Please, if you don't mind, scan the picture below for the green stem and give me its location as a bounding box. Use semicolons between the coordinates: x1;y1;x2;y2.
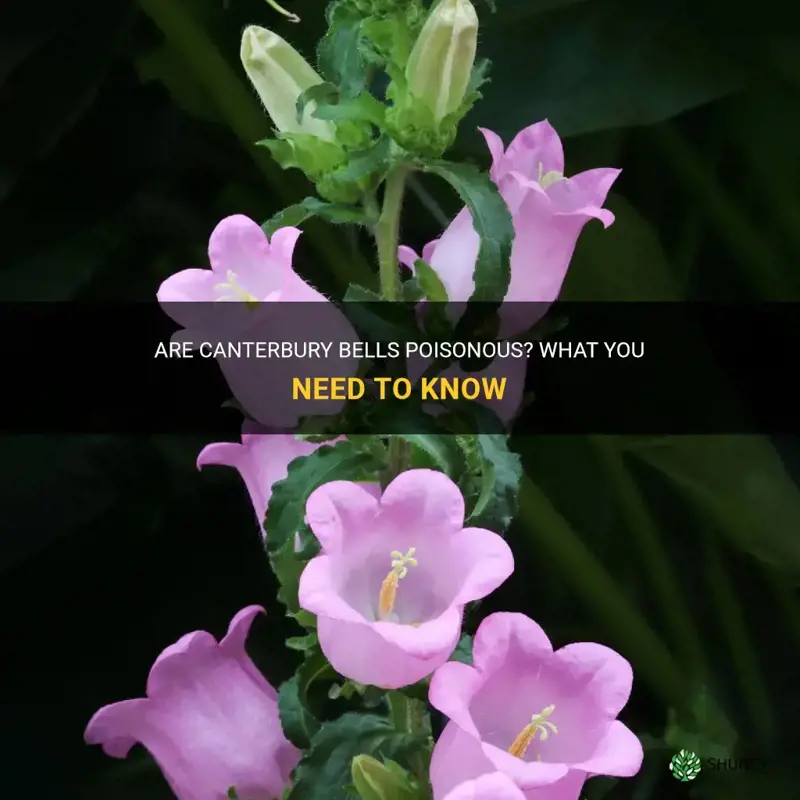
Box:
388;692;429;780
589;435;709;677
375;167;410;480
388;691;410;731
376;166;408;301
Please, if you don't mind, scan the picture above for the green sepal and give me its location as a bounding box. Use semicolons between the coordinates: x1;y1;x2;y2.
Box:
257;133;347;177
296;82;340;125
451;634;474;665
262;196;374;237
333;136;392;183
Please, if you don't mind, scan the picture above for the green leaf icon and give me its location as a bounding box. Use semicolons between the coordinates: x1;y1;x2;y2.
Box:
669;749;702;781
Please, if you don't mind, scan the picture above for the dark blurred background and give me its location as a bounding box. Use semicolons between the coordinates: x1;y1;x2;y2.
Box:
1;0;799;798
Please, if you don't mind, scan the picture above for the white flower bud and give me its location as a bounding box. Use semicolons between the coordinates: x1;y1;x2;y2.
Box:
405;0;479;124
240;25;336;141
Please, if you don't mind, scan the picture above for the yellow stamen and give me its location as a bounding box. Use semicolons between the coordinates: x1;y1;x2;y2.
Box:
508;705;558;759
377;548;417;620
537;162;565;189
215;270;260;309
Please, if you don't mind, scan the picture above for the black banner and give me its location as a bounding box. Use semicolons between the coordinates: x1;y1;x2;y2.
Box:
3;302;798;435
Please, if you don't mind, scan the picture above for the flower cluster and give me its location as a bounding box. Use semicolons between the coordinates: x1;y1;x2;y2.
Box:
85;1;641;799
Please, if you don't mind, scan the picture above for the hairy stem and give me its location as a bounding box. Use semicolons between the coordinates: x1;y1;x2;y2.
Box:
375;167;411;479
376;166;408;301
388;692;430;780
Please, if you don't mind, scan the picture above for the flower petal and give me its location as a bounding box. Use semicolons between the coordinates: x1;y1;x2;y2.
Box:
480;745;568;790
501;120;564;183
157;269;220;329
472;613;553;675
504;190;580;307
146;631;219;697
268;226;303;265
430;722;497;799
305;480;382;552
429;661;484;737
317;616;451;688
443;772;527;800
422;238;441;264
298;555;368;623
196;442;244;471
548;168;620;224
551;642;633;718
372;606;462;658
379;469;465;538
478;127;507;181
519;770;587;800
84;699;147;758
398;245;421;270
208;214;289;302
221;605;266;655
452;527;515;604
573;720;643;776
219;605;278;702
208;214;271;275
428;207;481;302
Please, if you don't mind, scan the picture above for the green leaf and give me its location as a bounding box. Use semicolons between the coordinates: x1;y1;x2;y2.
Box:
279;649;338;749
318;5;366;99
451;634;474;664
257;134;346;176
422;160;514;302
265;441;380;555
466;58;492;97
467;435;523;534
262;197;372;237
333;136;392;183
413;259;448;303
286;634;319;652
294;610;318;630
288;713;427;800
313;93;388;128
269;539;306;615
297;82;340;124
402;278;424;303
390;434;465;479
278;676;321;749
623;435;800;570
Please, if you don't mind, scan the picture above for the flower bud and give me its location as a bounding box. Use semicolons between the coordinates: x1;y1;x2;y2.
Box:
240;25;336;141
351;755;417;800
405;0;478;124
